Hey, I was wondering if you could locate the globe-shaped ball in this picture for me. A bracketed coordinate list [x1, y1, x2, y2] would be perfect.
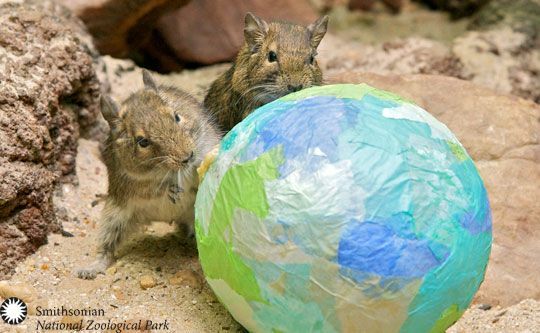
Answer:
[195, 84, 492, 333]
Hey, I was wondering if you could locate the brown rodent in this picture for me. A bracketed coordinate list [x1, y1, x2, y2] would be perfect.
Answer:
[204, 12, 329, 132]
[77, 70, 221, 279]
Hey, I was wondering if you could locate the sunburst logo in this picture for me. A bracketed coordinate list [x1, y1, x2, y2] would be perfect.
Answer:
[0, 297, 27, 325]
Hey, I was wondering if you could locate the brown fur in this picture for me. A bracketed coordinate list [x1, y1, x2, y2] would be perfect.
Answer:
[77, 70, 220, 279]
[204, 13, 329, 132]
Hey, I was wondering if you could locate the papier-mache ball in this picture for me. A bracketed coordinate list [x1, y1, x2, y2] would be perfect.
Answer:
[194, 84, 492, 333]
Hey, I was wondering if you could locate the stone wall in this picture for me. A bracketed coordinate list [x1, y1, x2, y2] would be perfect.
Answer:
[0, 0, 101, 278]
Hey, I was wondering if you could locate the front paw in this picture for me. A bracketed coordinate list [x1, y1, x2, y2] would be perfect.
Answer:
[76, 259, 110, 280]
[77, 267, 101, 280]
[197, 146, 219, 181]
[168, 184, 184, 204]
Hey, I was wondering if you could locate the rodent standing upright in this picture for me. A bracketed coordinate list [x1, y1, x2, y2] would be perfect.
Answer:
[77, 70, 221, 279]
[204, 12, 329, 132]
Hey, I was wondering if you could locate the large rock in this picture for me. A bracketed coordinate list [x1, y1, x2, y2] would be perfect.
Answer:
[328, 72, 540, 306]
[319, 35, 463, 78]
[454, 0, 540, 103]
[55, 0, 191, 58]
[453, 27, 540, 104]
[0, 0, 100, 278]
[156, 0, 319, 66]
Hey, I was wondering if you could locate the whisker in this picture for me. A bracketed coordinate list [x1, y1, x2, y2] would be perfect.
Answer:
[158, 169, 171, 193]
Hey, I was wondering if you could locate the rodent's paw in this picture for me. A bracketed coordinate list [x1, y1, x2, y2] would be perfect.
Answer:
[76, 267, 102, 280]
[76, 259, 109, 280]
[168, 184, 184, 204]
[197, 147, 219, 181]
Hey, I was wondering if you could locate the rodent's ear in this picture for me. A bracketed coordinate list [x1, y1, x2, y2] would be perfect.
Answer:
[244, 12, 269, 53]
[142, 69, 158, 91]
[308, 15, 329, 49]
[100, 95, 120, 125]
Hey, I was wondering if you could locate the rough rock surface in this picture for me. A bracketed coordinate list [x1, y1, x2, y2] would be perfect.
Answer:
[0, 0, 100, 279]
[320, 30, 538, 103]
[319, 34, 463, 78]
[328, 72, 540, 306]
[96, 56, 226, 103]
[453, 27, 539, 104]
[448, 299, 540, 333]
[455, 0, 540, 103]
[156, 0, 318, 66]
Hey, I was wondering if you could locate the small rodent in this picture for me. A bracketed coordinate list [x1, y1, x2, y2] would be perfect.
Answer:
[77, 70, 221, 279]
[204, 12, 329, 132]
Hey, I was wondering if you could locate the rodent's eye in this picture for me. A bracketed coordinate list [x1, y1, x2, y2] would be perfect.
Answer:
[175, 114, 181, 123]
[309, 54, 315, 65]
[136, 136, 150, 148]
[268, 51, 278, 63]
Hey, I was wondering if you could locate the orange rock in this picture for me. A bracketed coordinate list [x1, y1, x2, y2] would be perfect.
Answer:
[139, 275, 156, 290]
[156, 0, 318, 65]
[169, 269, 202, 290]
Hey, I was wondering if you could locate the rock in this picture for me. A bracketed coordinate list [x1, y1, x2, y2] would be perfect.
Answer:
[308, 0, 348, 13]
[320, 35, 462, 78]
[106, 266, 117, 275]
[97, 55, 228, 102]
[55, 0, 191, 58]
[453, 27, 539, 104]
[96, 56, 146, 102]
[347, 0, 377, 11]
[348, 0, 404, 12]
[469, 0, 540, 33]
[328, 72, 540, 306]
[156, 0, 319, 66]
[310, 0, 404, 12]
[0, 0, 100, 279]
[315, 11, 538, 104]
[0, 281, 37, 303]
[0, 281, 41, 314]
[478, 304, 492, 310]
[169, 270, 201, 289]
[448, 299, 540, 332]
[139, 275, 156, 290]
[111, 284, 126, 301]
[415, 0, 491, 18]
[455, 0, 540, 103]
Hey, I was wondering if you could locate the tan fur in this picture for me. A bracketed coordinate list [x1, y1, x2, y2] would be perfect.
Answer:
[204, 13, 329, 132]
[77, 70, 221, 279]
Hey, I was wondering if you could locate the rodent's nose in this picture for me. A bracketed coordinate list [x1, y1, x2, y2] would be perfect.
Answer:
[287, 84, 303, 92]
[182, 151, 194, 164]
